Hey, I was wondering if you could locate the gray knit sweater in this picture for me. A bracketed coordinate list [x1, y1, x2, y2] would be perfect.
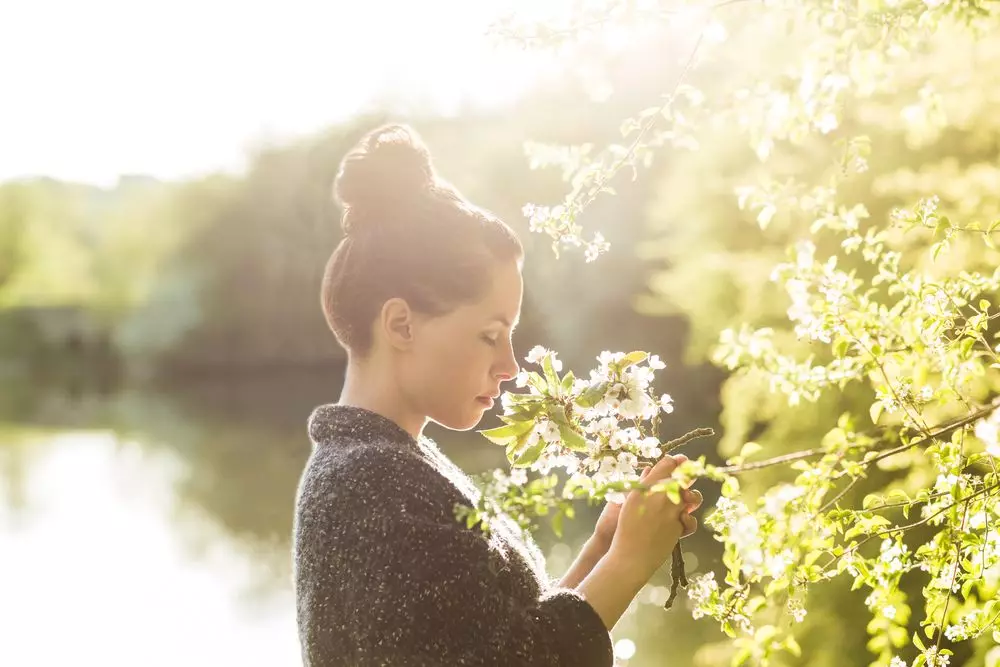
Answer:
[293, 404, 614, 666]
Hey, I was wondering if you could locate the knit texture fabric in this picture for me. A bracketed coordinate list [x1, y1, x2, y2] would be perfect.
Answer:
[293, 404, 614, 666]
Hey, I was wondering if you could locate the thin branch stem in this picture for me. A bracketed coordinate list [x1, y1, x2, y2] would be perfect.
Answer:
[572, 28, 708, 215]
[819, 474, 863, 513]
[933, 501, 969, 659]
[662, 427, 716, 454]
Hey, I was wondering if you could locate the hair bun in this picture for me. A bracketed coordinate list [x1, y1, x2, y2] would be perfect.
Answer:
[334, 124, 435, 234]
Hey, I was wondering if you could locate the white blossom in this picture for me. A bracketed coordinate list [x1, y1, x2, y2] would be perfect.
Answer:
[526, 345, 549, 365]
[509, 468, 528, 486]
[687, 571, 719, 619]
[537, 419, 561, 444]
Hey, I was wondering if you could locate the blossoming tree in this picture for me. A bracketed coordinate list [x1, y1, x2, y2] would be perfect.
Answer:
[459, 1, 1000, 666]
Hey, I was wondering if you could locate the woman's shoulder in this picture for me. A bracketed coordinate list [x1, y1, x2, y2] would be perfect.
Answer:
[297, 404, 465, 519]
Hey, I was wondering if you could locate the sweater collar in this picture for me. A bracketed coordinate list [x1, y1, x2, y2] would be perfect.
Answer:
[307, 404, 419, 448]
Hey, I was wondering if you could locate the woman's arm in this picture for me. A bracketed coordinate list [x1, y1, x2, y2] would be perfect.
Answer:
[575, 547, 654, 631]
[558, 497, 622, 589]
[557, 536, 610, 589]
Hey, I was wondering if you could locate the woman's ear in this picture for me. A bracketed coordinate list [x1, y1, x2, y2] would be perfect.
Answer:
[379, 298, 415, 350]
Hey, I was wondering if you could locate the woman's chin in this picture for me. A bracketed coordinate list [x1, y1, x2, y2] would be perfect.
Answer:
[429, 405, 488, 433]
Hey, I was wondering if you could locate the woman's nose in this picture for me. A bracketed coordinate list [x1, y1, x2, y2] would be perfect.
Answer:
[495, 346, 519, 381]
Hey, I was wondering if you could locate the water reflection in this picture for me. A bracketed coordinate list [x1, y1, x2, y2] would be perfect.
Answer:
[0, 373, 723, 666]
[0, 429, 299, 666]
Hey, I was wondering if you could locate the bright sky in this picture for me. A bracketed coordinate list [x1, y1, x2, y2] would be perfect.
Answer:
[0, 0, 550, 187]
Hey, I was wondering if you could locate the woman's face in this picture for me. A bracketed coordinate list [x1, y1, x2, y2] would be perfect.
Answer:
[401, 259, 522, 431]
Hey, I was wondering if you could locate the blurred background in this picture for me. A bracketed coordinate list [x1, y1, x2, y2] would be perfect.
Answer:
[2, 0, 997, 665]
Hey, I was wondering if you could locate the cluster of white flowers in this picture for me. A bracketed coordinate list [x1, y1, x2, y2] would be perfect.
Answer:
[772, 241, 859, 344]
[709, 496, 767, 577]
[520, 204, 610, 262]
[943, 609, 983, 642]
[761, 483, 807, 518]
[973, 408, 1000, 458]
[785, 594, 808, 623]
[872, 537, 913, 587]
[919, 473, 976, 524]
[967, 524, 1000, 584]
[500, 347, 677, 495]
[687, 571, 719, 619]
[493, 467, 528, 488]
[921, 646, 951, 667]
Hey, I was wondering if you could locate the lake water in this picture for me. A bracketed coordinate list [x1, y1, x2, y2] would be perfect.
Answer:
[0, 371, 721, 666]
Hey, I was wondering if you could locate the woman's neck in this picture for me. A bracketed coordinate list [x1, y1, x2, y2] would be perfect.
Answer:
[339, 357, 425, 440]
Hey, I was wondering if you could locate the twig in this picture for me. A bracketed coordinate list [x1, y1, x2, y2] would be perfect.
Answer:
[933, 501, 968, 660]
[713, 397, 1000, 478]
[662, 427, 716, 454]
[819, 474, 863, 514]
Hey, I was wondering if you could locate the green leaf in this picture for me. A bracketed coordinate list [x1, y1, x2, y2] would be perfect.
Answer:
[560, 370, 576, 394]
[552, 510, 564, 538]
[754, 625, 779, 646]
[559, 423, 589, 452]
[542, 354, 560, 393]
[757, 204, 777, 229]
[549, 404, 570, 425]
[506, 429, 539, 463]
[869, 402, 884, 424]
[739, 441, 763, 459]
[960, 337, 975, 357]
[514, 437, 545, 466]
[576, 381, 608, 408]
[886, 489, 910, 504]
[620, 351, 648, 369]
[833, 337, 849, 358]
[526, 372, 548, 395]
[479, 420, 535, 445]
[653, 479, 682, 504]
[784, 634, 802, 657]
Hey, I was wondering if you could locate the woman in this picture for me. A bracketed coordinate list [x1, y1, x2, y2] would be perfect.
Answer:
[293, 124, 703, 666]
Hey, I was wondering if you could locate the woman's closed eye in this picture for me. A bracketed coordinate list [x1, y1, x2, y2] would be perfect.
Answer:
[480, 333, 499, 347]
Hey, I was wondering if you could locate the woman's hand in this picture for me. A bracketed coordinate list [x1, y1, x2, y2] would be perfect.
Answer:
[606, 454, 703, 576]
[590, 454, 700, 551]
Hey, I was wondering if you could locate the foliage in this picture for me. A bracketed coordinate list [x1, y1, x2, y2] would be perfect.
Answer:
[477, 1, 1000, 666]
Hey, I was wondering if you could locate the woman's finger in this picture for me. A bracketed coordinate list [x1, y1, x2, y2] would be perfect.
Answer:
[682, 489, 703, 511]
[644, 455, 680, 484]
[679, 513, 698, 538]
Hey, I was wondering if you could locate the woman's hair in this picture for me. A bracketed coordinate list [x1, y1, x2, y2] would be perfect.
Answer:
[322, 124, 523, 356]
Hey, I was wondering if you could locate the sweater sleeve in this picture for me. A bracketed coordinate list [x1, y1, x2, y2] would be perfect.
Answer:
[323, 447, 615, 667]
